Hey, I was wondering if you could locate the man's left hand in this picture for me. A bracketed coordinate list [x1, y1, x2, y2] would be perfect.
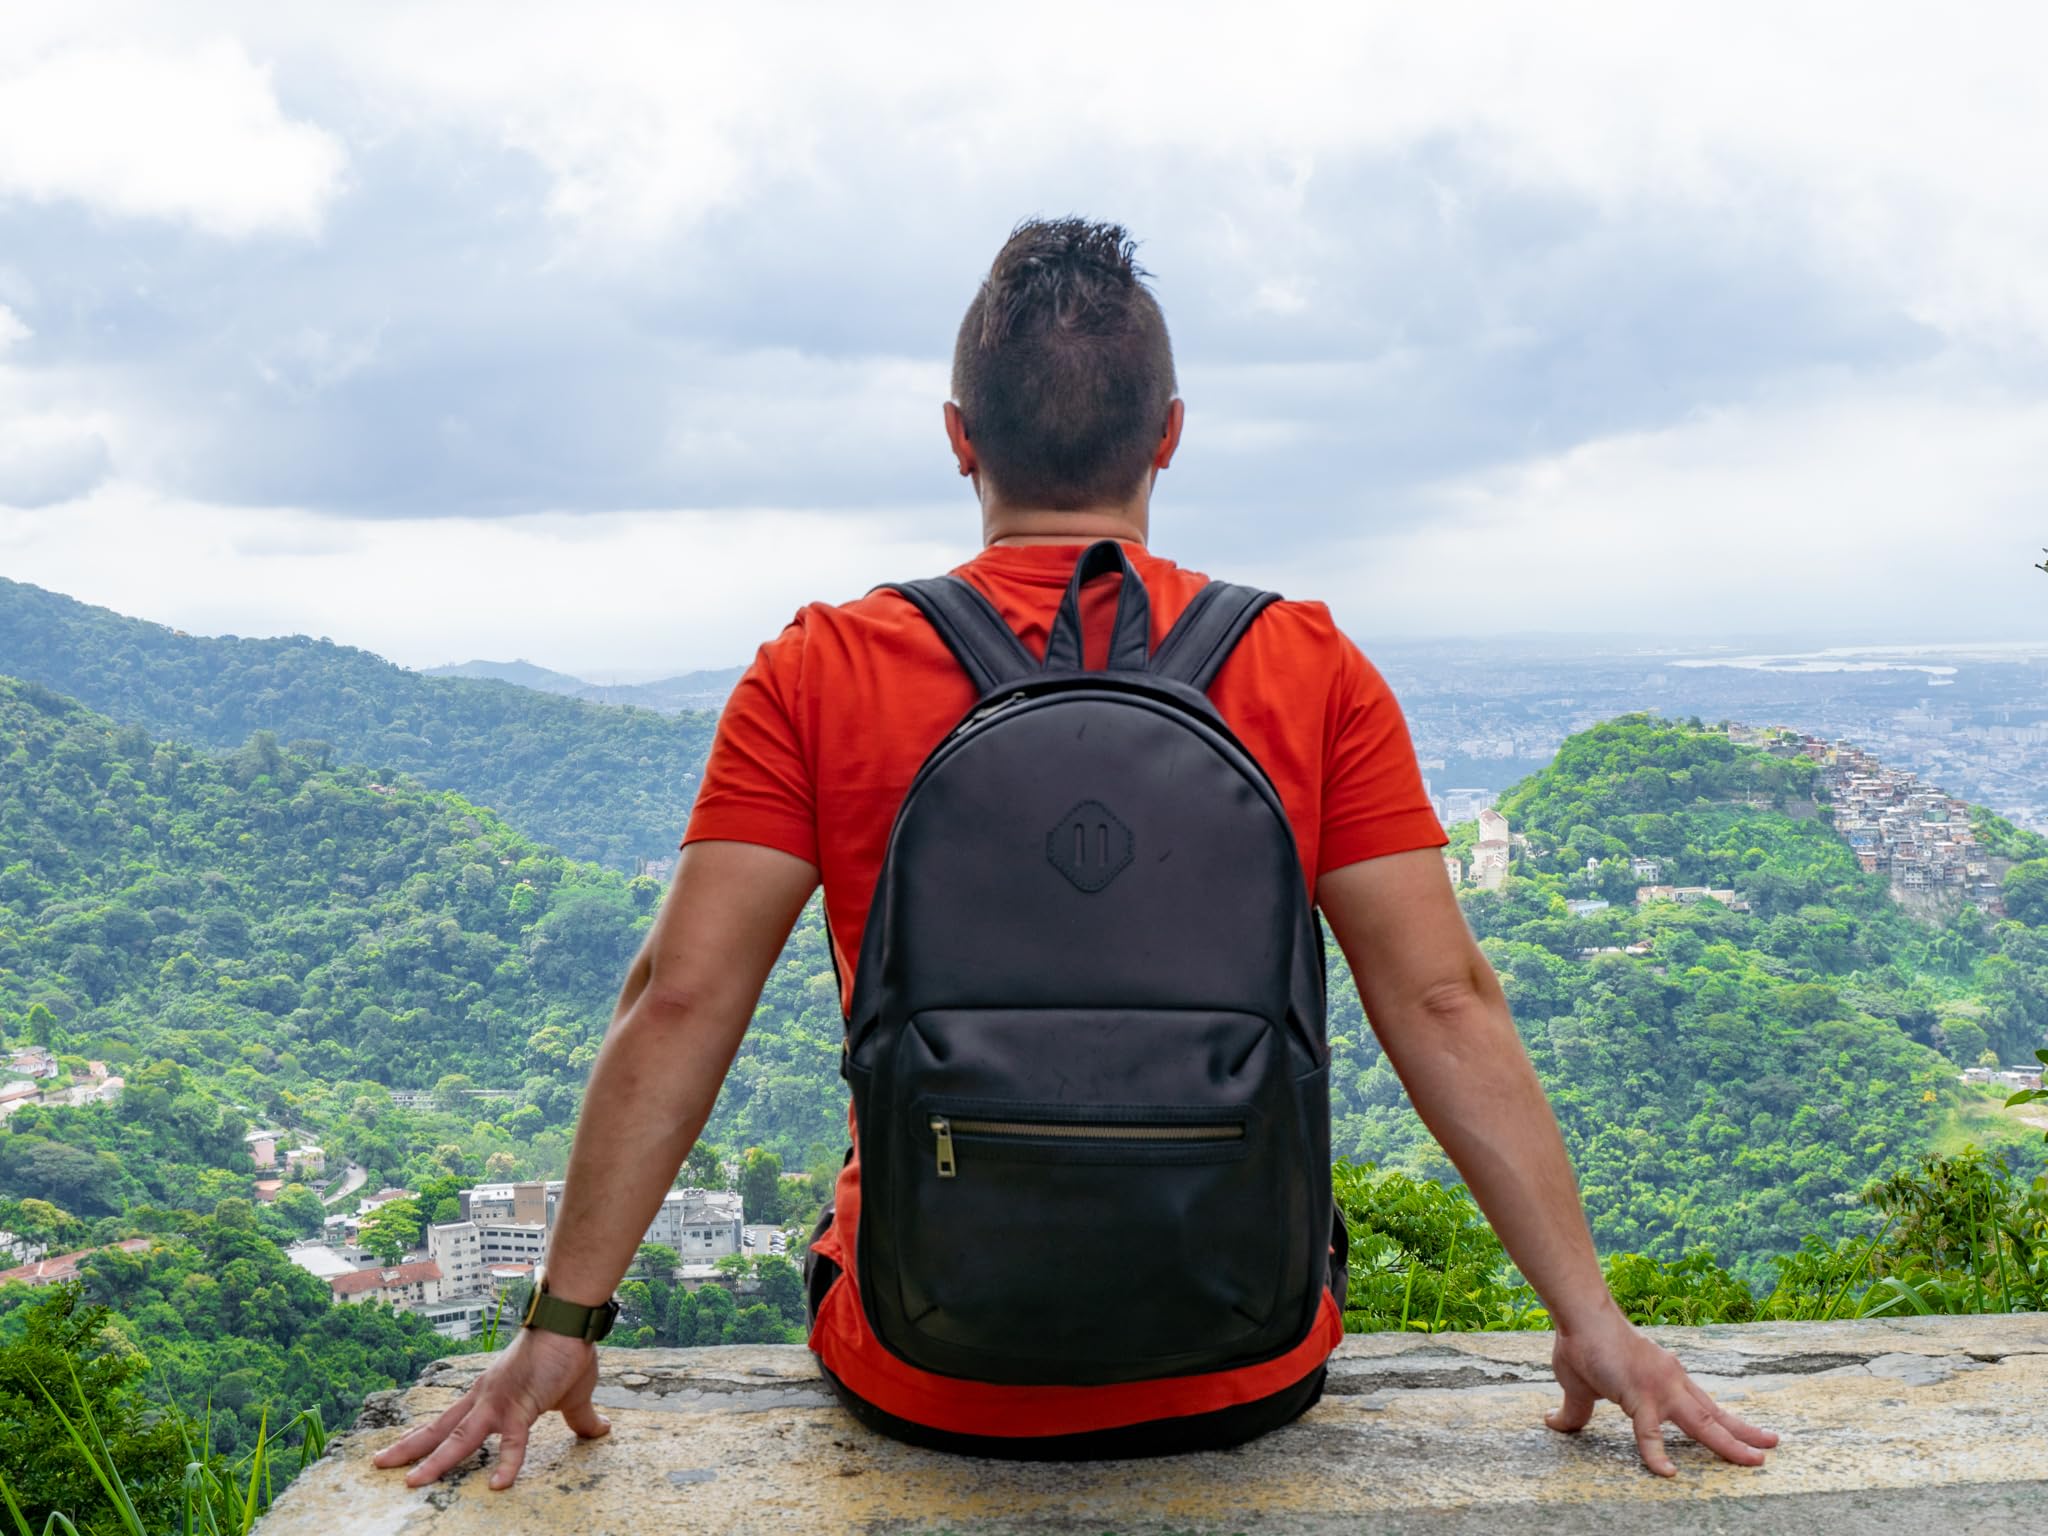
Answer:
[371, 1327, 611, 1489]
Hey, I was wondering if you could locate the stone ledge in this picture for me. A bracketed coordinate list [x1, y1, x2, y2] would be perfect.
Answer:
[255, 1314, 2048, 1535]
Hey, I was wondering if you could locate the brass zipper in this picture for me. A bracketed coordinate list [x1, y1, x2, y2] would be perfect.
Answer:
[928, 1114, 1243, 1179]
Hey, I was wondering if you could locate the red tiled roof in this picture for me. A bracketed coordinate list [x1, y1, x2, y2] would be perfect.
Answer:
[329, 1260, 441, 1297]
[0, 1238, 151, 1287]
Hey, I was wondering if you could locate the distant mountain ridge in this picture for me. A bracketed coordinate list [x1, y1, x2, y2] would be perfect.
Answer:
[422, 658, 590, 694]
[423, 659, 744, 713]
[0, 578, 716, 867]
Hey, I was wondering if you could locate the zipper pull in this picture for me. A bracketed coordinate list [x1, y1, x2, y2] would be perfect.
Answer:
[931, 1116, 956, 1179]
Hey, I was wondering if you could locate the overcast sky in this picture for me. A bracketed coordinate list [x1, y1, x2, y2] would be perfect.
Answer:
[2, 3, 2046, 676]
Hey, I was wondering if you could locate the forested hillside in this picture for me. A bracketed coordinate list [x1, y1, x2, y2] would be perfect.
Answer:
[0, 676, 810, 1492]
[5, 676, 2048, 1525]
[1320, 718, 2048, 1274]
[0, 578, 717, 867]
[0, 677, 856, 1218]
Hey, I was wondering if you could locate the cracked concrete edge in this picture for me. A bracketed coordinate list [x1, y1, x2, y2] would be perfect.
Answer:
[256, 1315, 2048, 1536]
[409, 1313, 2048, 1398]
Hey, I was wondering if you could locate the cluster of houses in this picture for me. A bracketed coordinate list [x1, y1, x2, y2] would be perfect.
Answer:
[0, 1237, 153, 1289]
[0, 1047, 125, 1122]
[286, 1178, 749, 1339]
[243, 1128, 328, 1203]
[1634, 881, 1751, 912]
[1729, 728, 2008, 911]
[1961, 1063, 2045, 1095]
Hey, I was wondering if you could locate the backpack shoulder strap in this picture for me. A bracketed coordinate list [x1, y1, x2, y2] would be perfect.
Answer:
[1149, 581, 1280, 693]
[875, 575, 1039, 695]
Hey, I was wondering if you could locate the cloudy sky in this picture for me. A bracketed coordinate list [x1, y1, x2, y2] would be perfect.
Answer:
[2, 3, 2045, 676]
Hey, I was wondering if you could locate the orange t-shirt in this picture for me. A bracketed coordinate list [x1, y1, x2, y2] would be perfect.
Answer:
[681, 539, 1445, 1436]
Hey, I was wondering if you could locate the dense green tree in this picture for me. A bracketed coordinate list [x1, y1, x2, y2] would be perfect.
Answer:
[25, 1002, 56, 1048]
[358, 1199, 424, 1265]
[0, 1288, 193, 1530]
[739, 1149, 785, 1225]
[0, 577, 717, 868]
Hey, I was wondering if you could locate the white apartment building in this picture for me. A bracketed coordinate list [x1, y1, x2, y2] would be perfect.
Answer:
[644, 1189, 745, 1257]
[462, 1180, 561, 1225]
[426, 1221, 484, 1295]
[452, 1181, 745, 1263]
[476, 1221, 549, 1266]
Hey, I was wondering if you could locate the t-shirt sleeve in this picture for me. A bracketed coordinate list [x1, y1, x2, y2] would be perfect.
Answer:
[1318, 631, 1447, 875]
[679, 614, 819, 866]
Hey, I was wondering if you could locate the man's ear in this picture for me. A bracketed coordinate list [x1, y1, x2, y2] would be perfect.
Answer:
[943, 401, 977, 478]
[1154, 398, 1185, 471]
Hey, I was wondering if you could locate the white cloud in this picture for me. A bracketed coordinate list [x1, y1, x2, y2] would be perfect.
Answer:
[294, 2, 2048, 344]
[0, 483, 966, 673]
[0, 305, 27, 351]
[0, 414, 112, 507]
[1276, 377, 2048, 641]
[0, 39, 346, 237]
[4, 2, 2048, 660]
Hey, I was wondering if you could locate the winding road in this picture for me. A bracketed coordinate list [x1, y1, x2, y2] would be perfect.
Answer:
[322, 1161, 369, 1206]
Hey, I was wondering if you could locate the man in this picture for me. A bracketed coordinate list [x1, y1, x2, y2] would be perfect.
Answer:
[378, 218, 1777, 1486]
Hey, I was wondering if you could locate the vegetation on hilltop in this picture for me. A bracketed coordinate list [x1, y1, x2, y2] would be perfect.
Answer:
[0, 577, 718, 867]
[7, 677, 2048, 1526]
[1327, 717, 2048, 1277]
[0, 678, 854, 1216]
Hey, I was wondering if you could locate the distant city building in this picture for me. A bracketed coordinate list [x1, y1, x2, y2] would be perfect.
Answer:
[285, 1242, 358, 1282]
[1470, 808, 1511, 891]
[284, 1145, 325, 1177]
[462, 1180, 558, 1226]
[245, 1129, 280, 1169]
[1441, 789, 1498, 826]
[427, 1221, 485, 1295]
[1634, 885, 1749, 911]
[0, 1239, 151, 1288]
[330, 1261, 443, 1309]
[643, 1189, 745, 1256]
[1442, 853, 1463, 886]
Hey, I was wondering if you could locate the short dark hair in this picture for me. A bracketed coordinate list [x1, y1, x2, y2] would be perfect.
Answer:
[951, 218, 1177, 509]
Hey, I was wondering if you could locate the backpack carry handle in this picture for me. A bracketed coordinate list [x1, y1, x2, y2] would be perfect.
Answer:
[1043, 539, 1152, 673]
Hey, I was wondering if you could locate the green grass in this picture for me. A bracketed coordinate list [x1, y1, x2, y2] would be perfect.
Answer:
[1338, 1148, 2048, 1334]
[0, 1365, 325, 1536]
[1930, 1090, 2046, 1158]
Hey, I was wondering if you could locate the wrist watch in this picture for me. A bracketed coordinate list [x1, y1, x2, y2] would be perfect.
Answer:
[521, 1265, 621, 1343]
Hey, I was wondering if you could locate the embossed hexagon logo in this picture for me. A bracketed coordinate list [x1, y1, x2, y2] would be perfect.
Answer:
[1047, 800, 1134, 893]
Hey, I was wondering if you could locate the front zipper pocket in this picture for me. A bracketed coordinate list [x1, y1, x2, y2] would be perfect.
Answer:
[862, 1007, 1317, 1387]
[929, 1113, 1245, 1178]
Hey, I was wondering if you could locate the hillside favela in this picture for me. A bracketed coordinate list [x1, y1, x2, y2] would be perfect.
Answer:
[2, 570, 2047, 1526]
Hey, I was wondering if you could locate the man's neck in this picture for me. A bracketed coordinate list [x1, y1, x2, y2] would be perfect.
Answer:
[982, 503, 1149, 548]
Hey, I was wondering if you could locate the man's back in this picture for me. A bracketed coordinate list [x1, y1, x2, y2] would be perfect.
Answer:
[686, 539, 1443, 1009]
[376, 218, 1777, 1487]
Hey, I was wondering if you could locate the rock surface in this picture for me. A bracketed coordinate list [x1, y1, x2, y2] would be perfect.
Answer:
[255, 1315, 2048, 1534]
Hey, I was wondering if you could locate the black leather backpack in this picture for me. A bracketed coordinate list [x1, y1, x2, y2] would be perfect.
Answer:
[842, 540, 1335, 1387]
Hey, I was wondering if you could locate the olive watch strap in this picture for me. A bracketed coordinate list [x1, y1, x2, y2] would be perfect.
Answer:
[521, 1268, 620, 1343]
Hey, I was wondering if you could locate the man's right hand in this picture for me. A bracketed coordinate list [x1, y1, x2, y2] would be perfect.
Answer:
[1547, 1307, 1779, 1476]
[372, 1326, 611, 1490]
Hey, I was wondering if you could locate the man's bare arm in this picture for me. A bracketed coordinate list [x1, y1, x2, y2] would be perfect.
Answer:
[1317, 849, 1777, 1475]
[545, 840, 819, 1306]
[375, 838, 819, 1489]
